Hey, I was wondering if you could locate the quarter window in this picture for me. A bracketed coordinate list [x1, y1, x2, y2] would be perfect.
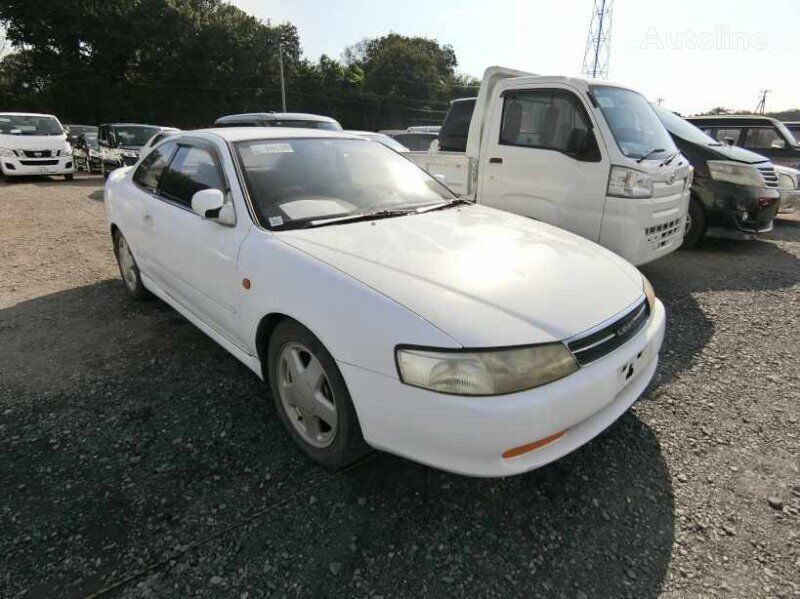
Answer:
[133, 141, 177, 193]
[500, 89, 599, 160]
[159, 145, 225, 207]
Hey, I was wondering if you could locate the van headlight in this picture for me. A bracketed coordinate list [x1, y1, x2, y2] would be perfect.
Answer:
[707, 161, 762, 187]
[607, 166, 653, 198]
[643, 275, 656, 313]
[0, 147, 14, 157]
[62, 144, 73, 156]
[396, 344, 579, 396]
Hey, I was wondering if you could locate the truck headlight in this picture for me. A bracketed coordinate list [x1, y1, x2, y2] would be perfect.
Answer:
[707, 161, 763, 187]
[396, 344, 579, 396]
[89, 149, 101, 158]
[607, 166, 653, 198]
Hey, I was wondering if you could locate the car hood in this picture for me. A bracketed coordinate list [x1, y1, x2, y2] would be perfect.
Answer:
[706, 141, 771, 165]
[0, 133, 67, 151]
[277, 205, 645, 347]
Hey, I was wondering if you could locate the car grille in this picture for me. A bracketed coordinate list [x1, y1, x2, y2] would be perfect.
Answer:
[20, 149, 58, 158]
[645, 217, 684, 250]
[758, 165, 779, 188]
[567, 299, 650, 366]
[20, 159, 59, 166]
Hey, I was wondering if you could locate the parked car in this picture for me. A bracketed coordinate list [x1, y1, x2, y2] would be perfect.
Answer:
[345, 130, 409, 152]
[687, 115, 800, 169]
[775, 164, 800, 213]
[98, 123, 162, 178]
[142, 127, 181, 150]
[104, 128, 665, 477]
[654, 107, 780, 245]
[388, 131, 438, 151]
[214, 112, 342, 131]
[782, 121, 800, 144]
[72, 131, 102, 173]
[0, 112, 74, 181]
[408, 67, 692, 266]
[64, 124, 98, 146]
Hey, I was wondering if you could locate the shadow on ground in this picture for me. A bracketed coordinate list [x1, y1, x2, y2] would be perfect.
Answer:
[0, 280, 674, 598]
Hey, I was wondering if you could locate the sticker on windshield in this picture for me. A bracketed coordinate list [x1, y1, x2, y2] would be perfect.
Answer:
[251, 143, 294, 155]
[268, 215, 284, 227]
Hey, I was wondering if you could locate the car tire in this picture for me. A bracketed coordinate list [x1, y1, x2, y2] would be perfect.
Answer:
[113, 231, 150, 300]
[682, 198, 706, 248]
[267, 320, 370, 469]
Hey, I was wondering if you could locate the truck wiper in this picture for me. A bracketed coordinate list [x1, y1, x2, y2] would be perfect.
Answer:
[659, 151, 679, 166]
[636, 148, 665, 163]
[416, 198, 473, 213]
[305, 208, 417, 228]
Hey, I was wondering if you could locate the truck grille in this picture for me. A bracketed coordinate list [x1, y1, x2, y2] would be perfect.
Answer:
[645, 217, 684, 250]
[20, 159, 59, 166]
[758, 165, 779, 188]
[20, 149, 57, 158]
[567, 299, 650, 366]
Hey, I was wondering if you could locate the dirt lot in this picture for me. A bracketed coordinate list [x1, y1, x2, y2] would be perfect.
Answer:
[1, 174, 799, 598]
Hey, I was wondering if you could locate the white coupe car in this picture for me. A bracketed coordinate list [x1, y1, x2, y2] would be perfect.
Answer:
[104, 128, 665, 477]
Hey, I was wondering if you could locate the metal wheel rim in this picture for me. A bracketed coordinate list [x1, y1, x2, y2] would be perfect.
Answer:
[277, 342, 338, 448]
[117, 236, 138, 291]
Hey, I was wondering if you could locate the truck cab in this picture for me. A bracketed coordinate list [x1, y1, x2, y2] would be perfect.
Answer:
[408, 67, 692, 266]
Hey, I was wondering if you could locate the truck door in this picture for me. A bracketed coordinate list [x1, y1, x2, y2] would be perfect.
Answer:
[477, 86, 609, 242]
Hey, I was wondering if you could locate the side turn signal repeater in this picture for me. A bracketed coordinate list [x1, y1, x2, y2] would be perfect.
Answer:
[242, 278, 251, 290]
[502, 430, 566, 459]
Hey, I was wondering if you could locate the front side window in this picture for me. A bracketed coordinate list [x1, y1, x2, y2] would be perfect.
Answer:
[500, 89, 599, 160]
[133, 141, 177, 193]
[706, 128, 742, 146]
[235, 138, 455, 229]
[744, 127, 785, 149]
[591, 86, 677, 160]
[0, 114, 63, 136]
[159, 145, 225, 207]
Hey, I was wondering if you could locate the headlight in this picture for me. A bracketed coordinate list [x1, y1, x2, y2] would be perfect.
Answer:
[684, 167, 694, 190]
[396, 344, 579, 396]
[777, 172, 796, 190]
[62, 145, 73, 156]
[643, 275, 656, 313]
[607, 166, 653, 198]
[89, 149, 101, 157]
[707, 161, 763, 187]
[0, 147, 14, 157]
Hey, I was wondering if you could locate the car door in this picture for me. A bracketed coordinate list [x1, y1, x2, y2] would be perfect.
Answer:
[144, 138, 251, 349]
[478, 86, 608, 242]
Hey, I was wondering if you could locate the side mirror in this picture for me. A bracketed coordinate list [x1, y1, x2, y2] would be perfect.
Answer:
[771, 138, 787, 149]
[191, 188, 235, 226]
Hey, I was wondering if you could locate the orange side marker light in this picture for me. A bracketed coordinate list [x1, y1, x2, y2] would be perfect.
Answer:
[242, 278, 251, 290]
[502, 430, 566, 459]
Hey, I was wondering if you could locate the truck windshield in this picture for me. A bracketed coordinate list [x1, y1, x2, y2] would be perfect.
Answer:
[591, 87, 677, 160]
[654, 106, 720, 146]
[234, 138, 455, 229]
[0, 114, 63, 136]
[114, 126, 160, 147]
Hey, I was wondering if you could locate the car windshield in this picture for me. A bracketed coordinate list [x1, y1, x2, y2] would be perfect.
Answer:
[0, 114, 63, 136]
[270, 120, 342, 131]
[114, 126, 160, 146]
[591, 86, 677, 160]
[654, 106, 720, 146]
[235, 137, 456, 229]
[83, 134, 99, 149]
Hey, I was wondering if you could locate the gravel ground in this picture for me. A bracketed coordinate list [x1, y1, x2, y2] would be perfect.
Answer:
[1, 174, 798, 598]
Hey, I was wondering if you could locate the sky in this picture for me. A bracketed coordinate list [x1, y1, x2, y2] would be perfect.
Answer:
[231, 0, 799, 115]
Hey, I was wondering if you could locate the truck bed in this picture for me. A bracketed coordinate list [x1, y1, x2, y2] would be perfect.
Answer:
[406, 151, 473, 197]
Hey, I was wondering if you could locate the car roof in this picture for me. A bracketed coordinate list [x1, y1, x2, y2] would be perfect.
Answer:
[214, 112, 339, 124]
[0, 112, 59, 118]
[188, 127, 362, 143]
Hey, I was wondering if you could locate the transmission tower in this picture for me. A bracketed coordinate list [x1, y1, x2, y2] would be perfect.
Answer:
[582, 0, 614, 80]
[755, 89, 770, 115]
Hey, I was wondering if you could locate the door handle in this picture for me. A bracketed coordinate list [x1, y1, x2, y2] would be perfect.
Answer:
[489, 157, 503, 164]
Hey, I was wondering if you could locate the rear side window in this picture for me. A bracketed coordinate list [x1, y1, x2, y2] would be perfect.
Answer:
[133, 141, 177, 193]
[500, 89, 599, 160]
[706, 128, 742, 146]
[744, 127, 784, 149]
[159, 145, 225, 207]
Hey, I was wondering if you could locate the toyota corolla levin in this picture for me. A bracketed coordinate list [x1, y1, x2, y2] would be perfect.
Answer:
[104, 128, 665, 477]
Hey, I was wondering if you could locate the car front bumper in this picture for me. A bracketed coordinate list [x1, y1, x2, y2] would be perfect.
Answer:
[1, 155, 74, 176]
[341, 299, 666, 477]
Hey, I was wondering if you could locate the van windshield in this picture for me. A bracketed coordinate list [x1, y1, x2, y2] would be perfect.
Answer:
[113, 126, 160, 147]
[591, 87, 677, 160]
[654, 106, 720, 146]
[0, 114, 63, 136]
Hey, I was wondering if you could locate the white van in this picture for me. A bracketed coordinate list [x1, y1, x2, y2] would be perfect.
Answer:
[408, 67, 693, 266]
[0, 112, 75, 181]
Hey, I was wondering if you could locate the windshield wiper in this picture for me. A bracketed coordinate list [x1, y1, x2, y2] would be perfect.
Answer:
[303, 208, 417, 229]
[659, 151, 679, 166]
[636, 148, 666, 163]
[416, 198, 473, 213]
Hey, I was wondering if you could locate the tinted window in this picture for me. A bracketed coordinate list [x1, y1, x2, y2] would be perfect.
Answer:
[234, 138, 454, 228]
[133, 141, 177, 193]
[744, 127, 784, 149]
[706, 128, 742, 146]
[159, 145, 225, 207]
[113, 126, 159, 147]
[439, 98, 476, 152]
[654, 107, 720, 146]
[500, 89, 599, 160]
[788, 125, 800, 144]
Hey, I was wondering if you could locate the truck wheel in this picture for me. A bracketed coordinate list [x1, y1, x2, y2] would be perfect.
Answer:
[682, 198, 706, 248]
[267, 320, 370, 469]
